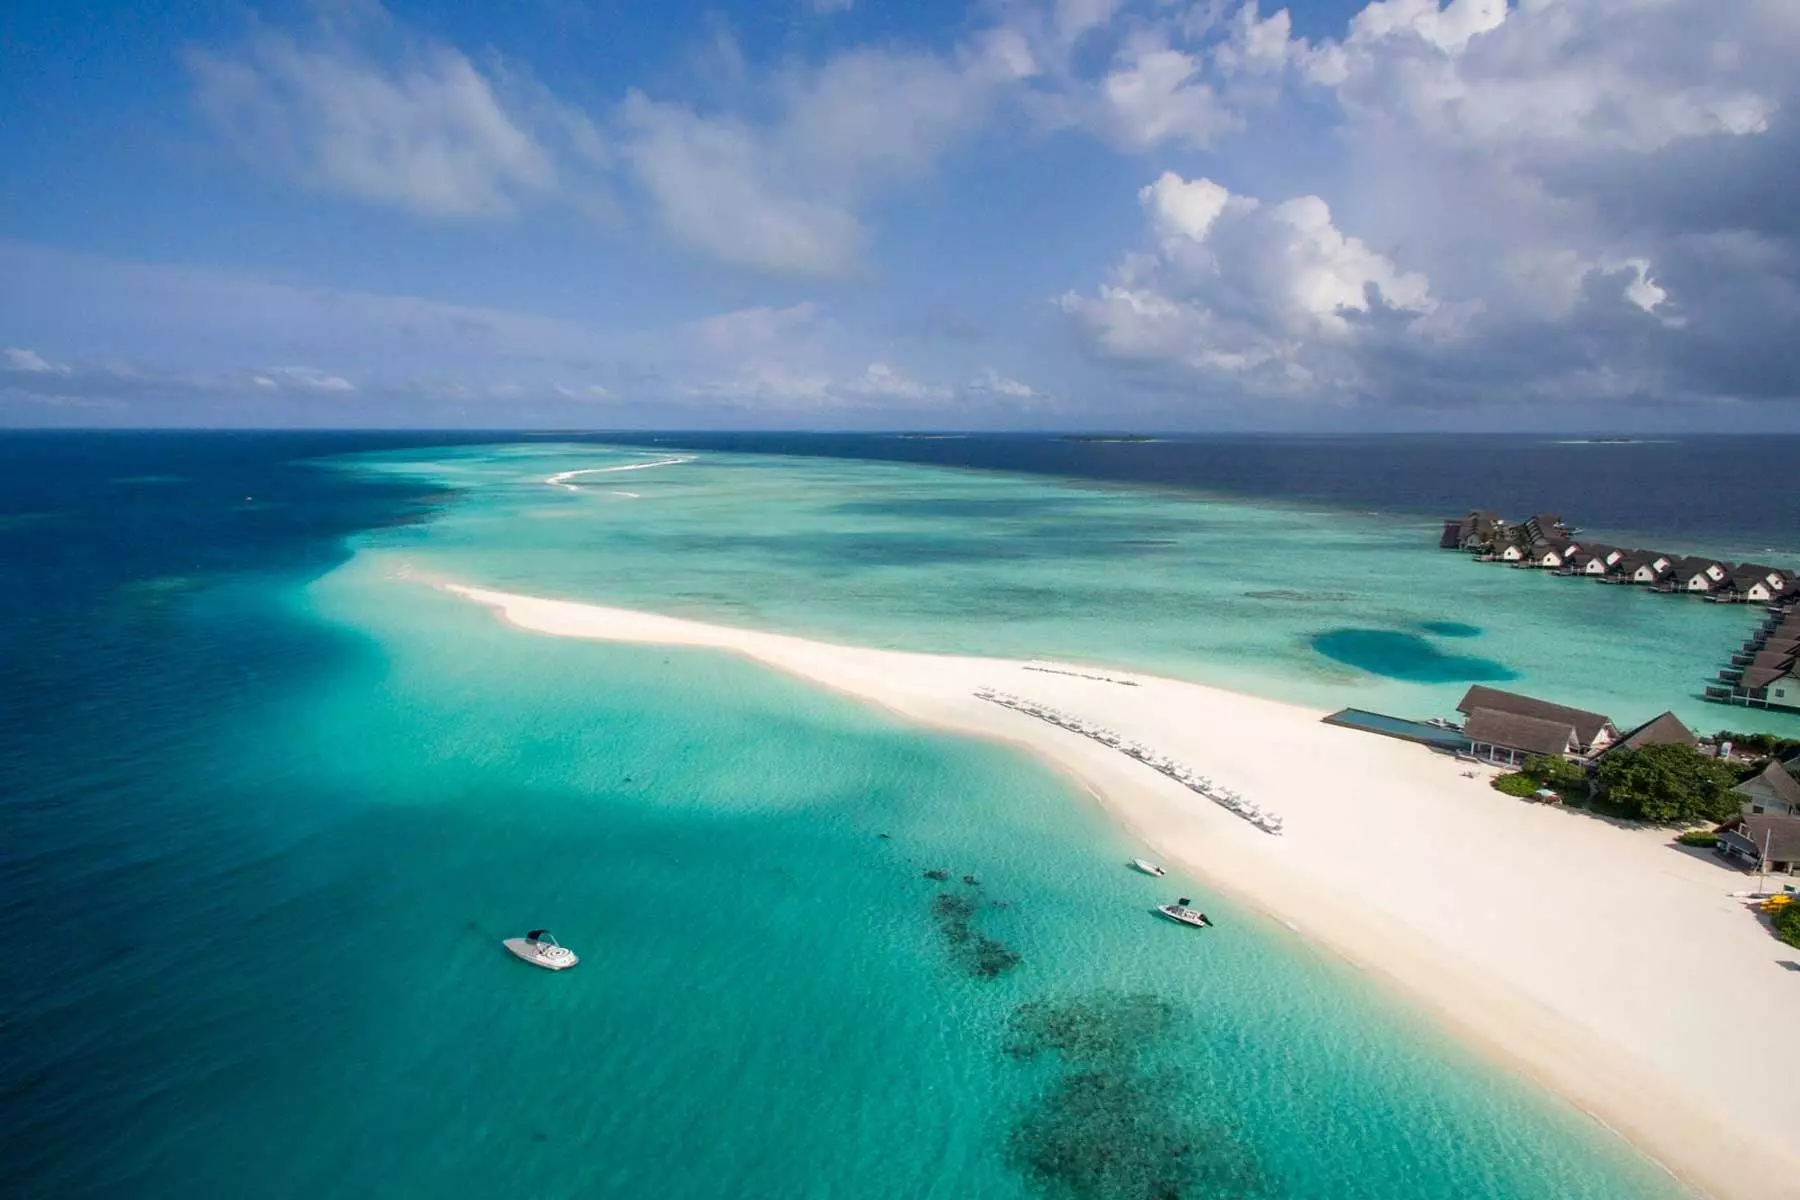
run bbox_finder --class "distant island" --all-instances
[1058,434,1158,443]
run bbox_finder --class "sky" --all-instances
[2,0,1798,431]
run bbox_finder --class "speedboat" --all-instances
[1130,858,1167,877]
[1155,899,1212,928]
[503,929,579,970]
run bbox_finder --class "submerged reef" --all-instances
[924,874,1020,978]
[1004,995,1266,1200]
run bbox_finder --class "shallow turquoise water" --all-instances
[339,441,1800,738]
[218,557,1680,1199]
[2,436,1706,1198]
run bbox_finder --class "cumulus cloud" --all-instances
[1096,39,1236,150]
[1048,0,1800,416]
[52,0,1800,420]
[1063,172,1449,393]
[186,9,603,218]
[1315,0,1790,153]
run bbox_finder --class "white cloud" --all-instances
[1063,173,1444,393]
[1348,0,1508,57]
[1098,40,1236,149]
[186,13,601,218]
[970,367,1038,398]
[1140,171,1250,245]
[623,40,1024,275]
[844,362,952,401]
[1619,259,1668,314]
[1216,4,1300,75]
[3,347,65,373]
[263,365,357,392]
[1317,0,1791,152]
[621,93,866,276]
[691,302,819,352]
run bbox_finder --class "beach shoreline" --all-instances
[441,579,1800,1200]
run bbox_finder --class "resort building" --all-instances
[1440,510,1504,550]
[1736,564,1789,593]
[1733,760,1800,816]
[1616,552,1672,585]
[1456,686,1619,763]
[1461,709,1582,766]
[1713,812,1800,875]
[1664,556,1728,593]
[1563,545,1624,576]
[1605,711,1696,757]
[1727,662,1800,711]
[1526,543,1567,570]
[1523,514,1570,544]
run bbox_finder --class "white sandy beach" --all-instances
[446,581,1800,1200]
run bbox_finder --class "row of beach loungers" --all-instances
[973,688,1284,836]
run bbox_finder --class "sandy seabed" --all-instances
[446,581,1800,1200]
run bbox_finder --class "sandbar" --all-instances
[444,581,1800,1200]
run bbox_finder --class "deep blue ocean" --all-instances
[6,430,1783,1199]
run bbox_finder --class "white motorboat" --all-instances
[1155,899,1212,928]
[1129,858,1167,877]
[503,929,579,970]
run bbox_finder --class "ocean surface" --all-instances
[8,429,1784,1200]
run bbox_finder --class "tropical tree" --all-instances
[1593,744,1742,824]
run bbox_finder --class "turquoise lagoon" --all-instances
[340,440,1800,739]
[247,550,1685,1199]
[7,436,1722,1199]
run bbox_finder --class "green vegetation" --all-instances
[1523,754,1587,791]
[1491,755,1587,802]
[1675,830,1720,848]
[1593,744,1742,824]
[1774,904,1800,950]
[1491,772,1542,798]
[1711,729,1800,759]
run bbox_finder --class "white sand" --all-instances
[447,582,1800,1200]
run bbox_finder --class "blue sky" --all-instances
[3,0,1797,429]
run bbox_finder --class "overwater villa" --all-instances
[1709,608,1800,712]
[1439,509,1795,605]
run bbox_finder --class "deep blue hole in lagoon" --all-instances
[1312,629,1517,683]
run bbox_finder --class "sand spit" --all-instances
[444,582,1800,1200]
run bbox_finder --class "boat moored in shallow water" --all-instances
[1130,857,1167,877]
[1156,899,1212,928]
[503,929,579,970]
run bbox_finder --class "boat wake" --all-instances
[545,457,694,491]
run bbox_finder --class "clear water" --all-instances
[0,433,1708,1199]
[341,440,1800,738]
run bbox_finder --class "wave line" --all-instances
[545,457,694,491]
